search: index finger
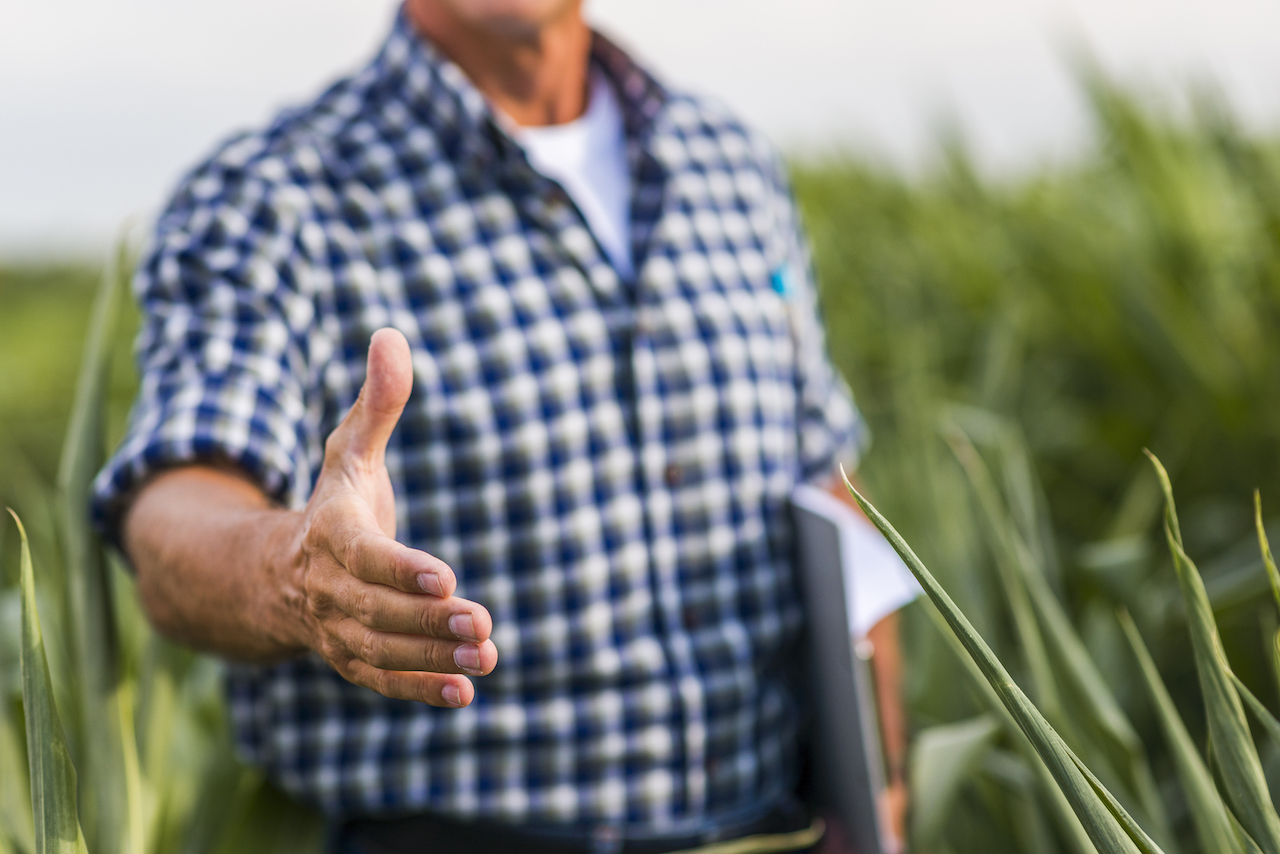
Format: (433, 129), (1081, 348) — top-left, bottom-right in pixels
(337, 528), (457, 596)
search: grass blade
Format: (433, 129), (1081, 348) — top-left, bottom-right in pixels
(11, 509), (89, 854)
(1067, 754), (1167, 854)
(1119, 610), (1241, 854)
(924, 604), (1101, 854)
(1230, 672), (1280, 752)
(949, 424), (1141, 754)
(841, 468), (1156, 854)
(1146, 453), (1280, 854)
(55, 248), (128, 854)
(979, 750), (1064, 854)
(946, 431), (1061, 716)
(1167, 532), (1280, 851)
(0, 704), (36, 854)
(910, 714), (1001, 847)
(948, 426), (1176, 849)
(1229, 809), (1266, 854)
(1143, 451), (1182, 548)
(1258, 491), (1280, 614)
(1271, 630), (1280, 708)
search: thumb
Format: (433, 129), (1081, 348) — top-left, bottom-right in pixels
(327, 328), (413, 465)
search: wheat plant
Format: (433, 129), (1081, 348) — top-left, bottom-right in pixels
(0, 254), (323, 854)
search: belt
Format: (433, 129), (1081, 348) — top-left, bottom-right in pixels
(335, 800), (823, 854)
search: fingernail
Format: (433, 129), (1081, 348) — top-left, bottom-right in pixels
(417, 572), (444, 596)
(449, 613), (477, 641)
(454, 644), (482, 674)
(442, 684), (463, 707)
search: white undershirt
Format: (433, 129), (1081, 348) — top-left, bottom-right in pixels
(511, 72), (634, 280)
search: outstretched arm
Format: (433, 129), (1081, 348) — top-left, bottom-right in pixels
(123, 329), (497, 708)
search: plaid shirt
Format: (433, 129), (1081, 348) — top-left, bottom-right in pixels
(93, 9), (867, 831)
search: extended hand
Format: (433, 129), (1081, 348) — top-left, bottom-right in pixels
(291, 328), (497, 707)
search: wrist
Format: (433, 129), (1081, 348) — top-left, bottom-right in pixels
(258, 508), (314, 655)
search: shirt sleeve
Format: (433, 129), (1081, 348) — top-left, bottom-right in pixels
(765, 158), (870, 483)
(91, 147), (321, 548)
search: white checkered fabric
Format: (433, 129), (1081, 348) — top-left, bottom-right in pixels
(93, 9), (867, 830)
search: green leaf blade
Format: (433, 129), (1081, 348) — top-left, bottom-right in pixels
(950, 424), (1177, 851)
(11, 510), (89, 854)
(55, 251), (129, 854)
(910, 714), (1001, 847)
(841, 469), (1157, 854)
(1166, 532), (1280, 852)
(1146, 453), (1280, 854)
(1257, 491), (1280, 615)
(1231, 672), (1280, 755)
(1119, 610), (1242, 854)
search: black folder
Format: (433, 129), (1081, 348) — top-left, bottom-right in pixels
(792, 487), (892, 854)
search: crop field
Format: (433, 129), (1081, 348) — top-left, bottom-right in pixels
(4, 76), (1280, 853)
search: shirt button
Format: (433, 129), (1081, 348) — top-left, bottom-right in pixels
(664, 463), (682, 487)
(683, 605), (700, 627)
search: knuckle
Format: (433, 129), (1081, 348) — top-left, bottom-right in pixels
(355, 629), (382, 665)
(388, 673), (422, 704)
(388, 549), (412, 589)
(416, 602), (441, 637)
(300, 535), (331, 577)
(306, 502), (338, 541)
(368, 668), (393, 698)
(425, 644), (451, 673)
(334, 528), (364, 575)
(351, 587), (378, 627)
(300, 528), (321, 560)
(420, 683), (440, 706)
(409, 675), (435, 704)
(318, 635), (347, 668)
(303, 596), (326, 627)
(302, 574), (340, 622)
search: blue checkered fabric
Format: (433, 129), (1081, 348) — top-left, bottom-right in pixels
(92, 9), (868, 830)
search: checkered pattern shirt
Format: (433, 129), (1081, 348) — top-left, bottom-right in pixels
(92, 9), (867, 831)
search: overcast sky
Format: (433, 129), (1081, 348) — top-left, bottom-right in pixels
(3, 0), (1279, 260)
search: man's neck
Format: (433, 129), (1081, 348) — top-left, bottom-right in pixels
(405, 0), (592, 128)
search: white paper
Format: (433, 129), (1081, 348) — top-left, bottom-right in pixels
(791, 483), (921, 638)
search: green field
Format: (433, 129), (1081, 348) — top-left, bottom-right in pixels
(5, 75), (1280, 853)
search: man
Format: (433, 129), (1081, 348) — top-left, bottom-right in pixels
(93, 1), (906, 851)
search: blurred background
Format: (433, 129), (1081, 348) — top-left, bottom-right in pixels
(4, 2), (1280, 853)
(4, 0), (1280, 256)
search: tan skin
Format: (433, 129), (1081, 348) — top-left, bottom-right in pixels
(405, 0), (592, 127)
(127, 330), (497, 707)
(125, 0), (909, 839)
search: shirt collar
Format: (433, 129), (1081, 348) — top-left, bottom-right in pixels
(372, 7), (670, 168)
(589, 30), (669, 144)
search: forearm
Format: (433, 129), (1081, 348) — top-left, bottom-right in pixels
(112, 331), (494, 708)
(867, 612), (908, 786)
(123, 466), (309, 662)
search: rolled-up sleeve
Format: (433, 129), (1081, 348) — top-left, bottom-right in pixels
(92, 148), (320, 547)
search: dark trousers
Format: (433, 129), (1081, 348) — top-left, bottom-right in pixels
(331, 798), (817, 854)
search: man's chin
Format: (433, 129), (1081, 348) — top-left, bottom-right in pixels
(439, 0), (581, 37)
